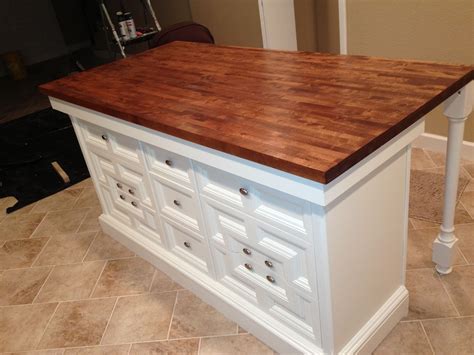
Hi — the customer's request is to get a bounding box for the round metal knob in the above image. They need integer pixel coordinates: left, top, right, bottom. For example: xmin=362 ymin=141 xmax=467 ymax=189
xmin=128 ymin=189 xmax=135 ymax=195
xmin=101 ymin=134 xmax=108 ymax=141
xmin=239 ymin=187 xmax=248 ymax=196
xmin=244 ymin=263 xmax=253 ymax=270
xmin=184 ymin=241 xmax=191 ymax=248
xmin=165 ymin=159 xmax=173 ymax=167
xmin=116 ymin=183 xmax=123 ymax=189
xmin=266 ymin=275 xmax=276 ymax=283
xmin=131 ymin=201 xmax=138 ymax=207
xmin=173 ymin=200 xmax=181 ymax=207
xmin=264 ymin=260 xmax=273 ymax=268
xmin=119 ymin=194 xmax=125 ymax=200
xmin=242 ymin=248 xmax=251 ymax=255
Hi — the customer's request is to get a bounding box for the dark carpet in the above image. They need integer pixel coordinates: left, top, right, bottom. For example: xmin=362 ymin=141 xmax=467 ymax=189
xmin=0 ymin=108 xmax=89 ymax=213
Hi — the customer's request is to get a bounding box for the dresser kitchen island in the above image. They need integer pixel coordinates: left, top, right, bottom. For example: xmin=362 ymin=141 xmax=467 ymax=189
xmin=40 ymin=42 xmax=473 ymax=354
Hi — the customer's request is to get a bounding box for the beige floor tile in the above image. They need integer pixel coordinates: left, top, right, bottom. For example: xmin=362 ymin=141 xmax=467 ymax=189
xmin=407 ymin=228 xmax=466 ymax=269
xmin=32 ymin=209 xmax=89 ymax=238
xmin=410 ymin=148 xmax=436 ymax=170
xmin=409 ymin=218 xmax=438 ymax=230
xmin=0 ymin=213 xmax=46 ymax=241
xmin=0 ymin=302 xmax=57 ymax=352
xmin=31 ymin=189 xmax=83 ymax=214
xmin=199 ymin=334 xmax=274 ymax=355
xmin=440 ymin=265 xmax=474 ymax=316
xmin=83 ymin=232 xmax=134 ymax=262
xmin=456 ymin=223 xmax=474 ymax=264
xmin=6 ymin=350 xmax=65 ymax=355
xmin=67 ymin=178 xmax=94 ymax=190
xmin=76 ymin=208 xmax=102 ymax=233
xmin=464 ymin=163 xmax=474 ymax=179
xmin=150 ymin=269 xmax=183 ymax=293
xmin=169 ymin=290 xmax=237 ymax=338
xmin=0 ymin=197 xmax=35 ymax=217
xmin=373 ymin=321 xmax=432 ymax=354
xmin=35 ymin=261 xmax=105 ymax=303
xmin=423 ymin=317 xmax=474 ymax=354
xmin=405 ymin=269 xmax=457 ymax=320
xmin=237 ymin=326 xmax=248 ymax=334
xmin=425 ymin=149 xmax=472 ymax=168
xmin=73 ymin=189 xmax=101 ymax=210
xmin=465 ymin=179 xmax=474 ymax=192
xmin=130 ymin=339 xmax=199 ymax=354
xmin=460 ymin=191 xmax=474 ymax=218
xmin=0 ymin=266 xmax=51 ymax=305
xmin=63 ymin=344 xmax=130 ymax=354
xmin=0 ymin=238 xmax=49 ymax=270
xmin=38 ymin=298 xmax=116 ymax=349
xmin=34 ymin=232 xmax=96 ymax=267
xmin=92 ymin=257 xmax=155 ymax=297
xmin=102 ymin=292 xmax=176 ymax=344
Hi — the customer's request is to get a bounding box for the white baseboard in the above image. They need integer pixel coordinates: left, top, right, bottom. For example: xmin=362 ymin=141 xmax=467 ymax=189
xmin=413 ymin=133 xmax=474 ymax=161
xmin=339 ymin=286 xmax=409 ymax=354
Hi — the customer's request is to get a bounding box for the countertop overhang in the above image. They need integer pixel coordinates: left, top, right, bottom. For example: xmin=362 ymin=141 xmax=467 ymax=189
xmin=40 ymin=41 xmax=473 ymax=184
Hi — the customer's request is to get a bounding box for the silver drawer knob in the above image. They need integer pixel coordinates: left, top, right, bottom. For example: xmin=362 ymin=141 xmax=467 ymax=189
xmin=131 ymin=201 xmax=138 ymax=207
xmin=266 ymin=275 xmax=276 ymax=283
xmin=119 ymin=194 xmax=125 ymax=200
xmin=128 ymin=189 xmax=135 ymax=195
xmin=244 ymin=263 xmax=253 ymax=270
xmin=243 ymin=248 xmax=251 ymax=255
xmin=239 ymin=187 xmax=248 ymax=196
xmin=101 ymin=134 xmax=108 ymax=141
xmin=264 ymin=260 xmax=273 ymax=268
xmin=173 ymin=199 xmax=181 ymax=207
xmin=116 ymin=182 xmax=123 ymax=189
xmin=165 ymin=159 xmax=173 ymax=167
xmin=184 ymin=241 xmax=191 ymax=248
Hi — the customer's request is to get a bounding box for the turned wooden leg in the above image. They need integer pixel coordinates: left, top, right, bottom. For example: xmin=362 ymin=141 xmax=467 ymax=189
xmin=433 ymin=84 xmax=472 ymax=274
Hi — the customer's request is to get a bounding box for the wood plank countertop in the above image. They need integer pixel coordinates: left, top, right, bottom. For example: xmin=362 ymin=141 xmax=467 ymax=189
xmin=40 ymin=42 xmax=473 ymax=184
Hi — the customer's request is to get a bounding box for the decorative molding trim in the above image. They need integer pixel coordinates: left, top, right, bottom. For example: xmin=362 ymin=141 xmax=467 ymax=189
xmin=257 ymin=0 xmax=298 ymax=50
xmin=339 ymin=286 xmax=409 ymax=354
xmin=413 ymin=133 xmax=474 ymax=161
xmin=338 ymin=0 xmax=348 ymax=54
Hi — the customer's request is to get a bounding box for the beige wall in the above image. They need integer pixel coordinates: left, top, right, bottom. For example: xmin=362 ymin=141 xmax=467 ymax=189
xmin=315 ymin=0 xmax=340 ymax=53
xmin=294 ymin=0 xmax=318 ymax=51
xmin=189 ymin=0 xmax=263 ymax=47
xmin=151 ymin=0 xmax=192 ymax=29
xmin=346 ymin=0 xmax=474 ymax=141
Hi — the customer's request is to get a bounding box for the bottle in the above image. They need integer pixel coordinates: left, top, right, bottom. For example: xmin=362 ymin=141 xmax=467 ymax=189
xmin=116 ymin=11 xmax=130 ymax=40
xmin=124 ymin=12 xmax=137 ymax=39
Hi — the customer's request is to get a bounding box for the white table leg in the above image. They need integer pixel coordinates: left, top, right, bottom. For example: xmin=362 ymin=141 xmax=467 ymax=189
xmin=432 ymin=83 xmax=472 ymax=274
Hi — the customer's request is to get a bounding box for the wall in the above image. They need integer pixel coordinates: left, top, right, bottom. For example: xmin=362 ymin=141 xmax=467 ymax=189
xmin=315 ymin=0 xmax=340 ymax=53
xmin=189 ymin=0 xmax=263 ymax=47
xmin=346 ymin=0 xmax=474 ymax=141
xmin=294 ymin=0 xmax=318 ymax=51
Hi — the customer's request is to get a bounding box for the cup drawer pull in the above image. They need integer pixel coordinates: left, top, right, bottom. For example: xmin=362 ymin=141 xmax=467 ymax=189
xmin=101 ymin=134 xmax=109 ymax=141
xmin=239 ymin=187 xmax=248 ymax=196
xmin=264 ymin=260 xmax=273 ymax=268
xmin=266 ymin=275 xmax=276 ymax=283
xmin=244 ymin=263 xmax=253 ymax=271
xmin=131 ymin=201 xmax=138 ymax=207
xmin=165 ymin=159 xmax=173 ymax=167
xmin=243 ymin=248 xmax=251 ymax=255
xmin=173 ymin=199 xmax=181 ymax=207
xmin=184 ymin=241 xmax=191 ymax=248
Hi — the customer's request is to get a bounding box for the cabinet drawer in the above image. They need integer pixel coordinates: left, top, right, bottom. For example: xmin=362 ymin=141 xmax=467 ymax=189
xmin=162 ymin=217 xmax=211 ymax=273
xmin=195 ymin=163 xmax=312 ymax=240
xmin=143 ymin=144 xmax=194 ymax=189
xmin=80 ymin=120 xmax=143 ymax=167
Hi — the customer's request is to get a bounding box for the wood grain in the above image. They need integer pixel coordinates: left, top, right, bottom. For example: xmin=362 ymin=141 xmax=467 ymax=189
xmin=40 ymin=42 xmax=473 ymax=184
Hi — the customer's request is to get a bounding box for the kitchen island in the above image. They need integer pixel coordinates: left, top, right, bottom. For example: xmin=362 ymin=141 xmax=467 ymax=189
xmin=40 ymin=42 xmax=473 ymax=354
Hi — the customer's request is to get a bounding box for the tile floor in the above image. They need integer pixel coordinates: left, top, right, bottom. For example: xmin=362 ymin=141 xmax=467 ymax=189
xmin=0 ymin=148 xmax=473 ymax=354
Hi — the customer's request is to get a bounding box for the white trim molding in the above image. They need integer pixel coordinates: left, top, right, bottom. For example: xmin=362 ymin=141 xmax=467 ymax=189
xmin=258 ymin=0 xmax=297 ymax=50
xmin=338 ymin=0 xmax=348 ymax=54
xmin=413 ymin=133 xmax=474 ymax=161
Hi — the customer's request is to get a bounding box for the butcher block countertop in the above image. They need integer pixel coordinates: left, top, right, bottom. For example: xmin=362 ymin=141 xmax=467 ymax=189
xmin=40 ymin=42 xmax=473 ymax=184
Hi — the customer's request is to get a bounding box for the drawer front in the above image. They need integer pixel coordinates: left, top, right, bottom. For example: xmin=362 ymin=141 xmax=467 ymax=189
xmin=80 ymin=120 xmax=143 ymax=167
xmin=195 ymin=163 xmax=313 ymax=240
xmin=149 ymin=174 xmax=205 ymax=235
xmin=162 ymin=217 xmax=211 ymax=273
xmin=143 ymin=144 xmax=194 ymax=188
xmin=202 ymin=197 xmax=320 ymax=342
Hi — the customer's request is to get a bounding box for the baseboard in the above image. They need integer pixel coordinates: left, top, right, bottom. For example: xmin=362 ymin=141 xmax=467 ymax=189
xmin=99 ymin=214 xmax=324 ymax=355
xmin=413 ymin=133 xmax=474 ymax=160
xmin=339 ymin=286 xmax=409 ymax=354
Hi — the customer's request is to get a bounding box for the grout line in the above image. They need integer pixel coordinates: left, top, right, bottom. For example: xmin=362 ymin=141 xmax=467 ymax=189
xmin=98 ymin=296 xmax=119 ymax=345
xmin=30 ymin=235 xmax=53 ymax=267
xmin=127 ymin=342 xmax=132 ymax=355
xmin=459 ymin=200 xmax=474 ymax=220
xmin=148 ymin=269 xmax=157 ymax=293
xmin=29 ymin=210 xmax=50 ymax=238
xmin=457 ymin=247 xmax=470 ymax=266
xmin=419 ymin=320 xmax=436 ymax=355
xmin=73 ymin=207 xmax=93 ymax=235
xmin=400 ymin=314 xmax=474 ymax=322
xmin=166 ymin=291 xmax=179 ymax=340
xmin=81 ymin=230 xmax=99 ymax=262
xmin=88 ymin=259 xmax=108 ymax=298
xmin=34 ymin=301 xmax=61 ymax=350
xmin=31 ymin=266 xmax=55 ymax=304
xmin=437 ymin=272 xmax=461 ymax=317
xmin=197 ymin=337 xmax=202 ymax=354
